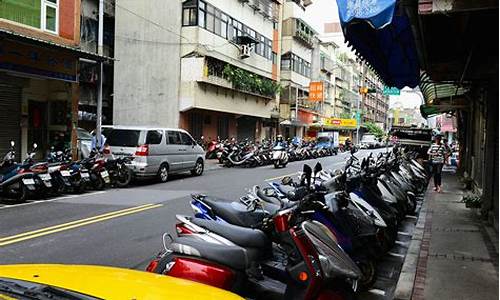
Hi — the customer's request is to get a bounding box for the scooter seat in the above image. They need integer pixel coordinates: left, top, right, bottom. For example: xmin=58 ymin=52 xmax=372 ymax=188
xmin=202 ymin=197 xmax=269 ymax=227
xmin=191 ymin=218 xmax=271 ymax=249
xmin=170 ymin=236 xmax=257 ymax=270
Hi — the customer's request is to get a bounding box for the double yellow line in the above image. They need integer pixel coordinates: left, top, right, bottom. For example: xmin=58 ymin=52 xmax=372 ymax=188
xmin=0 ymin=203 xmax=163 ymax=247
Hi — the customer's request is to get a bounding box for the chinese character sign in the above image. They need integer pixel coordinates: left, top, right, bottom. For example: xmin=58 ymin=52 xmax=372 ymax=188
xmin=309 ymin=81 xmax=324 ymax=102
xmin=323 ymin=118 xmax=357 ymax=128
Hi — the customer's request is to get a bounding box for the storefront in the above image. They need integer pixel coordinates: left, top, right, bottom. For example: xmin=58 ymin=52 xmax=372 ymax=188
xmin=0 ymin=31 xmax=110 ymax=159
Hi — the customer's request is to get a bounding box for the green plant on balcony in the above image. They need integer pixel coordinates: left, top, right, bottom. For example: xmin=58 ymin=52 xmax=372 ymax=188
xmin=223 ymin=64 xmax=282 ymax=98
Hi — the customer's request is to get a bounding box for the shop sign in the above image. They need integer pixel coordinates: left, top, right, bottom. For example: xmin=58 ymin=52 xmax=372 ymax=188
xmin=323 ymin=117 xmax=357 ymax=128
xmin=0 ymin=40 xmax=77 ymax=82
xmin=309 ymin=81 xmax=324 ymax=102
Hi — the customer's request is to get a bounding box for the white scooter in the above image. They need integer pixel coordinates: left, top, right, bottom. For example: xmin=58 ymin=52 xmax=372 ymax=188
xmin=272 ymin=145 xmax=289 ymax=168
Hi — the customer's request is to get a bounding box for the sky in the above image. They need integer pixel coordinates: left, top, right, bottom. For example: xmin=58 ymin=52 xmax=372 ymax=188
xmin=303 ymin=0 xmax=423 ymax=110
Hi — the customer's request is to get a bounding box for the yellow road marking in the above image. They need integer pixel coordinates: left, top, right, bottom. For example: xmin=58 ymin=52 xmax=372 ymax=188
xmin=0 ymin=203 xmax=156 ymax=242
xmin=265 ymin=172 xmax=299 ymax=182
xmin=0 ymin=204 xmax=163 ymax=247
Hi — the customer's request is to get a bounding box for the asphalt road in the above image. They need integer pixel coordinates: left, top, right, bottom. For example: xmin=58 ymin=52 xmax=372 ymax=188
xmin=0 ymin=148 xmax=415 ymax=299
xmin=0 ymin=150 xmax=387 ymax=266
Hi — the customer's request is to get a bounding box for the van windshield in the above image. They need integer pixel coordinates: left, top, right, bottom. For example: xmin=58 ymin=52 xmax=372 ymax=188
xmin=106 ymin=129 xmax=141 ymax=147
xmin=317 ymin=136 xmax=331 ymax=143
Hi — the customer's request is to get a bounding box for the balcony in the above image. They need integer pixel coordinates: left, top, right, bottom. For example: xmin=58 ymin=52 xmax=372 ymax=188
xmin=320 ymin=56 xmax=335 ymax=73
xmin=282 ymin=18 xmax=315 ymax=48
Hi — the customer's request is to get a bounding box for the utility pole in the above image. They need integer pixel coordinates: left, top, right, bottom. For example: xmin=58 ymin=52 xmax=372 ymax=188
xmin=356 ymin=61 xmax=365 ymax=144
xmin=96 ymin=0 xmax=104 ymax=148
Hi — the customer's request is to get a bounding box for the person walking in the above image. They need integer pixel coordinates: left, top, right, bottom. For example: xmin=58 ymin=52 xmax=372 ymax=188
xmin=427 ymin=134 xmax=450 ymax=192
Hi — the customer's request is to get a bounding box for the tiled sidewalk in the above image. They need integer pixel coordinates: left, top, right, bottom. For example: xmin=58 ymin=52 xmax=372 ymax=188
xmin=407 ymin=171 xmax=498 ymax=300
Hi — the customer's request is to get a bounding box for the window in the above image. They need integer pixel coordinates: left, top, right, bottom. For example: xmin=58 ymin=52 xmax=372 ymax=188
xmin=198 ymin=1 xmax=206 ymax=27
xmin=167 ymin=131 xmax=182 ymax=145
xmin=42 ymin=0 xmax=58 ymax=33
xmin=180 ymin=132 xmax=195 ymax=146
xmin=272 ymin=52 xmax=277 ymax=65
xmin=182 ymin=0 xmax=198 ymax=26
xmin=206 ymin=5 xmax=215 ymax=32
xmin=0 ymin=0 xmax=59 ymax=33
xmin=191 ymin=1 xmax=273 ymax=61
xmin=146 ymin=130 xmax=163 ymax=145
xmin=281 ymin=53 xmax=291 ymax=70
xmin=106 ymin=130 xmax=141 ymax=147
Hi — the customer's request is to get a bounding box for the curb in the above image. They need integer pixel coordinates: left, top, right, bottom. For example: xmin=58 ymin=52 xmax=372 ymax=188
xmin=393 ymin=193 xmax=429 ymax=300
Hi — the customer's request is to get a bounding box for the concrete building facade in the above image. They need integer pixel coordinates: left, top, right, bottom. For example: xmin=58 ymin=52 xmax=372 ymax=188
xmin=113 ymin=0 xmax=182 ymax=128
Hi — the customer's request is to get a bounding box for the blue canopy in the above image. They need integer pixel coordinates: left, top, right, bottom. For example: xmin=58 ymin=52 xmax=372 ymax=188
xmin=336 ymin=0 xmax=420 ymax=89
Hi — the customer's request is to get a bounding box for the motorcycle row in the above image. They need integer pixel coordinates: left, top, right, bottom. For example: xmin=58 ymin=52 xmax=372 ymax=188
xmin=146 ymin=146 xmax=429 ymax=300
xmin=0 ymin=141 xmax=133 ymax=203
xmin=206 ymin=139 xmax=339 ymax=169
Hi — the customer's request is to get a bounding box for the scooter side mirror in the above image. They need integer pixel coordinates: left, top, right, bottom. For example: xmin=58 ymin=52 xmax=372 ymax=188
xmin=302 ymin=164 xmax=312 ymax=186
xmin=10 ymin=140 xmax=15 ymax=147
xmin=282 ymin=176 xmax=293 ymax=185
xmin=314 ymin=162 xmax=323 ymax=174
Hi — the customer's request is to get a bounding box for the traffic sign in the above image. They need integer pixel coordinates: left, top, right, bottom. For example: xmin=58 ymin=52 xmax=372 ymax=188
xmin=383 ymin=86 xmax=400 ymax=95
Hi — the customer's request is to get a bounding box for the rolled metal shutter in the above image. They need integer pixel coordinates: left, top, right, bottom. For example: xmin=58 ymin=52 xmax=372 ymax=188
xmin=0 ymin=83 xmax=21 ymax=160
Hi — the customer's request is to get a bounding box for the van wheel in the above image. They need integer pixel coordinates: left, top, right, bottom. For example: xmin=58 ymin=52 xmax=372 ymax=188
xmin=158 ymin=164 xmax=169 ymax=183
xmin=191 ymin=159 xmax=204 ymax=176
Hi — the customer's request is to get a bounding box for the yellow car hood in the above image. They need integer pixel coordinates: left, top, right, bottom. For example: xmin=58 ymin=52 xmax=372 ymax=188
xmin=0 ymin=264 xmax=242 ymax=300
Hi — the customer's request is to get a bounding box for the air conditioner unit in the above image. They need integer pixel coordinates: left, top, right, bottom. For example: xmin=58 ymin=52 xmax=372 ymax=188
xmin=240 ymin=44 xmax=252 ymax=59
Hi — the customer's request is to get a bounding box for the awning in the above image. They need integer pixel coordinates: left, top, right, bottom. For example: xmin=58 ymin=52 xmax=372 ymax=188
xmin=0 ymin=28 xmax=113 ymax=62
xmin=419 ymin=72 xmax=470 ymax=118
xmin=336 ymin=0 xmax=419 ymax=89
xmin=419 ymin=72 xmax=469 ymax=104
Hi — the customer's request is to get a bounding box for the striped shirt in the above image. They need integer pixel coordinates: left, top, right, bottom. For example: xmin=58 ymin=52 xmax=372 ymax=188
xmin=427 ymin=143 xmax=450 ymax=164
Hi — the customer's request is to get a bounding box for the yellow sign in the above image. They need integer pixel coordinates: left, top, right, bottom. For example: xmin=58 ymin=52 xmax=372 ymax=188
xmin=0 ymin=40 xmax=77 ymax=82
xmin=309 ymin=81 xmax=324 ymax=102
xmin=323 ymin=118 xmax=357 ymax=128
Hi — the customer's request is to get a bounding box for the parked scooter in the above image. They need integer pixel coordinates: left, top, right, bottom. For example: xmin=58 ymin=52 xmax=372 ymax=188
xmin=0 ymin=141 xmax=36 ymax=202
xmin=148 ymin=169 xmax=362 ymax=299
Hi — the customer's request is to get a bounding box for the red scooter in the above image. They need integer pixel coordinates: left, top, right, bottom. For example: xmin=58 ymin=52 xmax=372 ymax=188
xmin=205 ymin=139 xmax=219 ymax=159
xmin=147 ymin=167 xmax=361 ymax=299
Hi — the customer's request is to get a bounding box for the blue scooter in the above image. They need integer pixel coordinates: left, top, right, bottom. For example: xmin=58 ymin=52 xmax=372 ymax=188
xmin=0 ymin=141 xmax=37 ymax=202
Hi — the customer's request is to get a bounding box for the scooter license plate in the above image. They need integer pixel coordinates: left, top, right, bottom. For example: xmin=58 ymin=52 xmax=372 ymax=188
xmin=43 ymin=181 xmax=52 ymax=187
xmin=100 ymin=171 xmax=109 ymax=177
xmin=39 ymin=174 xmax=51 ymax=181
xmin=22 ymin=178 xmax=35 ymax=185
xmin=60 ymin=170 xmax=71 ymax=177
xmin=80 ymin=172 xmax=89 ymax=178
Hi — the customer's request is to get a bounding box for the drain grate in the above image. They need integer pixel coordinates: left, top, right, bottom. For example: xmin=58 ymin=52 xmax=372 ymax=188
xmin=428 ymin=253 xmax=493 ymax=262
xmin=431 ymin=227 xmax=480 ymax=233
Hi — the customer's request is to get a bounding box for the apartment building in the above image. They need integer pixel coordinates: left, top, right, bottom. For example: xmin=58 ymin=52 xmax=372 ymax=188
xmin=178 ymin=0 xmax=282 ymax=141
xmin=279 ymin=0 xmax=315 ymax=139
xmin=361 ymin=66 xmax=390 ymax=127
xmin=0 ymin=0 xmax=109 ymax=158
xmin=114 ymin=0 xmax=281 ymax=141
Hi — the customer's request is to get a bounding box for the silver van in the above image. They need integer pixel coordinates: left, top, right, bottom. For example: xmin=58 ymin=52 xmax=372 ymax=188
xmin=102 ymin=126 xmax=205 ymax=182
